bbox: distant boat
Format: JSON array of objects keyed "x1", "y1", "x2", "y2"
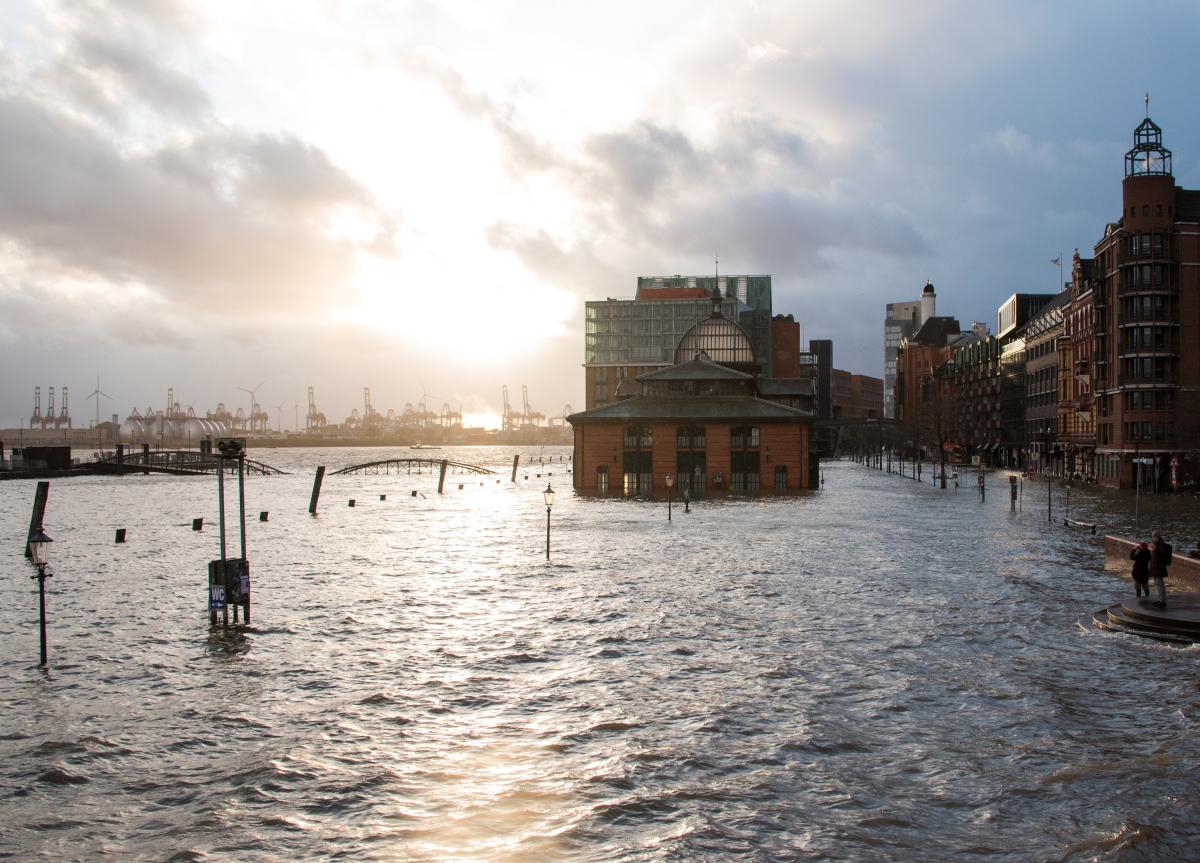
[{"x1": 410, "y1": 444, "x2": 441, "y2": 450}]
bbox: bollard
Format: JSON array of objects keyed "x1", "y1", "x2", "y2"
[
  {"x1": 348, "y1": 499, "x2": 356, "y2": 507},
  {"x1": 192, "y1": 518, "x2": 203, "y2": 531},
  {"x1": 412, "y1": 490, "x2": 418, "y2": 497},
  {"x1": 309, "y1": 466, "x2": 326, "y2": 515},
  {"x1": 437, "y1": 460, "x2": 448, "y2": 494},
  {"x1": 259, "y1": 511, "x2": 268, "y2": 522},
  {"x1": 458, "y1": 483, "x2": 463, "y2": 490},
  {"x1": 115, "y1": 528, "x2": 126, "y2": 543},
  {"x1": 380, "y1": 494, "x2": 387, "y2": 501}
]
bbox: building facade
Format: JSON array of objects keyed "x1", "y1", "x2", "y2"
[
  {"x1": 1023, "y1": 291, "x2": 1069, "y2": 471},
  {"x1": 1091, "y1": 115, "x2": 1200, "y2": 489},
  {"x1": 570, "y1": 308, "x2": 813, "y2": 496},
  {"x1": 584, "y1": 275, "x2": 773, "y2": 410},
  {"x1": 883, "y1": 288, "x2": 932, "y2": 418}
]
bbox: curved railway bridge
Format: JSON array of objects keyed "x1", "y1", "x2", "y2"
[
  {"x1": 330, "y1": 457, "x2": 496, "y2": 476},
  {"x1": 92, "y1": 450, "x2": 286, "y2": 476}
]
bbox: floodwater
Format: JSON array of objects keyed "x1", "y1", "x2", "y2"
[{"x1": 1, "y1": 447, "x2": 1199, "y2": 862}]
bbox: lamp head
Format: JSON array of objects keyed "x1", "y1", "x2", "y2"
[
  {"x1": 543, "y1": 483, "x2": 555, "y2": 507},
  {"x1": 28, "y1": 527, "x2": 52, "y2": 565},
  {"x1": 665, "y1": 473, "x2": 674, "y2": 488}
]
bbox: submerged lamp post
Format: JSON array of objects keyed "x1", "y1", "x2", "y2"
[
  {"x1": 665, "y1": 473, "x2": 674, "y2": 522},
  {"x1": 543, "y1": 482, "x2": 555, "y2": 560},
  {"x1": 27, "y1": 527, "x2": 53, "y2": 666}
]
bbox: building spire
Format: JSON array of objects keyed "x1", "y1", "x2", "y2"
[{"x1": 1145, "y1": 91, "x2": 1150, "y2": 117}]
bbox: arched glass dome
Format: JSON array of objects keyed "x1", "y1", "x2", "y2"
[{"x1": 674, "y1": 314, "x2": 756, "y2": 366}]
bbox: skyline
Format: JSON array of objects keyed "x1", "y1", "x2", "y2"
[{"x1": 3, "y1": 1, "x2": 1200, "y2": 429}]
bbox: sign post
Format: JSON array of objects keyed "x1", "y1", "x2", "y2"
[{"x1": 209, "y1": 438, "x2": 251, "y2": 627}]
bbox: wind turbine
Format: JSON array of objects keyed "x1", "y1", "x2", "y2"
[
  {"x1": 274, "y1": 404, "x2": 285, "y2": 432},
  {"x1": 238, "y1": 382, "x2": 263, "y2": 432},
  {"x1": 85, "y1": 374, "x2": 112, "y2": 428}
]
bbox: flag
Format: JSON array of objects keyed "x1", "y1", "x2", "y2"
[{"x1": 1050, "y1": 256, "x2": 1061, "y2": 267}]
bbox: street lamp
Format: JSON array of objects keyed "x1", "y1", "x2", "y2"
[
  {"x1": 27, "y1": 527, "x2": 53, "y2": 666},
  {"x1": 1043, "y1": 429, "x2": 1053, "y2": 524},
  {"x1": 543, "y1": 483, "x2": 555, "y2": 560},
  {"x1": 665, "y1": 473, "x2": 674, "y2": 522}
]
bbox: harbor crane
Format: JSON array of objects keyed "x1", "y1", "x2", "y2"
[
  {"x1": 306, "y1": 386, "x2": 326, "y2": 431},
  {"x1": 30, "y1": 386, "x2": 43, "y2": 429},
  {"x1": 521, "y1": 385, "x2": 545, "y2": 427}
]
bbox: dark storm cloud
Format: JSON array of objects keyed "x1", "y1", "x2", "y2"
[{"x1": 0, "y1": 94, "x2": 395, "y2": 312}]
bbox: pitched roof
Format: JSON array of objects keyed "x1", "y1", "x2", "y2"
[
  {"x1": 568, "y1": 396, "x2": 814, "y2": 423},
  {"x1": 911, "y1": 315, "x2": 962, "y2": 346},
  {"x1": 636, "y1": 353, "x2": 753, "y2": 382}
]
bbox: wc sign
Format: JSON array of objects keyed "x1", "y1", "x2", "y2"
[{"x1": 210, "y1": 583, "x2": 226, "y2": 610}]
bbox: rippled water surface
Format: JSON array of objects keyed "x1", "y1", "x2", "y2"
[{"x1": 2, "y1": 447, "x2": 1199, "y2": 862}]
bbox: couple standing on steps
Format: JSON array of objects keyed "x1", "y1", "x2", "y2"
[{"x1": 1130, "y1": 532, "x2": 1173, "y2": 607}]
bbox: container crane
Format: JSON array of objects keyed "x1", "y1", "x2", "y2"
[{"x1": 306, "y1": 386, "x2": 326, "y2": 431}]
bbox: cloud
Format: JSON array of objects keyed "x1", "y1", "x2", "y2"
[
  {"x1": 0, "y1": 94, "x2": 396, "y2": 314},
  {"x1": 981, "y1": 126, "x2": 1057, "y2": 169}
]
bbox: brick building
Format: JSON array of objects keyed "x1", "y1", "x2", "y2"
[{"x1": 1090, "y1": 114, "x2": 1200, "y2": 489}]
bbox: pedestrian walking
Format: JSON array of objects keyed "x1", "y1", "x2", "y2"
[
  {"x1": 1149, "y1": 531, "x2": 1173, "y2": 608},
  {"x1": 1129, "y1": 541, "x2": 1151, "y2": 598}
]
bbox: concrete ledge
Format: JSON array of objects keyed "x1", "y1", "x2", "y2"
[{"x1": 1103, "y1": 534, "x2": 1200, "y2": 592}]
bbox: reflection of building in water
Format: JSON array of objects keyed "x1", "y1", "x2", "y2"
[{"x1": 570, "y1": 293, "x2": 814, "y2": 497}]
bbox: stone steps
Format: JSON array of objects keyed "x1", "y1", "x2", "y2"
[{"x1": 1092, "y1": 592, "x2": 1200, "y2": 645}]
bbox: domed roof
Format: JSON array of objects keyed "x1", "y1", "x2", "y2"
[
  {"x1": 674, "y1": 313, "x2": 756, "y2": 366},
  {"x1": 922, "y1": 282, "x2": 935, "y2": 295}
]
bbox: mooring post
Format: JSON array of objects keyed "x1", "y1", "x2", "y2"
[
  {"x1": 142, "y1": 443, "x2": 150, "y2": 475},
  {"x1": 437, "y1": 459, "x2": 448, "y2": 494},
  {"x1": 115, "y1": 528, "x2": 126, "y2": 543},
  {"x1": 511, "y1": 455, "x2": 519, "y2": 483},
  {"x1": 25, "y1": 481, "x2": 50, "y2": 559},
  {"x1": 309, "y1": 466, "x2": 326, "y2": 515},
  {"x1": 1009, "y1": 475, "x2": 1017, "y2": 512}
]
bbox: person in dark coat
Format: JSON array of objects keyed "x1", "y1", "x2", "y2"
[
  {"x1": 1149, "y1": 531, "x2": 1173, "y2": 608},
  {"x1": 1129, "y1": 541, "x2": 1152, "y2": 598}
]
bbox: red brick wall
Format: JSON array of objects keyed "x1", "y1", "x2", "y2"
[
  {"x1": 573, "y1": 419, "x2": 811, "y2": 493},
  {"x1": 573, "y1": 423, "x2": 623, "y2": 492},
  {"x1": 772, "y1": 318, "x2": 802, "y2": 378}
]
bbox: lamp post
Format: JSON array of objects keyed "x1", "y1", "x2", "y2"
[
  {"x1": 1134, "y1": 438, "x2": 1140, "y2": 530},
  {"x1": 1044, "y1": 430, "x2": 1053, "y2": 524},
  {"x1": 665, "y1": 473, "x2": 674, "y2": 522},
  {"x1": 543, "y1": 483, "x2": 554, "y2": 560},
  {"x1": 27, "y1": 527, "x2": 53, "y2": 666}
]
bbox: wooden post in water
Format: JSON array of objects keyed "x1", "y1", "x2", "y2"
[
  {"x1": 511, "y1": 455, "x2": 519, "y2": 482},
  {"x1": 25, "y1": 481, "x2": 50, "y2": 558},
  {"x1": 142, "y1": 443, "x2": 150, "y2": 475},
  {"x1": 309, "y1": 466, "x2": 326, "y2": 515},
  {"x1": 437, "y1": 459, "x2": 448, "y2": 494}
]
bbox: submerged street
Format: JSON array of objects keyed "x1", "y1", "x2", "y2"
[{"x1": 1, "y1": 448, "x2": 1198, "y2": 861}]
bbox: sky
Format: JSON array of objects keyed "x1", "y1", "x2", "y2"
[{"x1": 2, "y1": 0, "x2": 1199, "y2": 430}]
